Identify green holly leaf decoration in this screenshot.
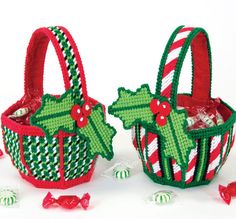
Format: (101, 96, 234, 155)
(30, 89, 75, 138)
(77, 104, 116, 160)
(31, 89, 116, 161)
(109, 85, 197, 169)
(108, 84, 154, 129)
(154, 109, 196, 169)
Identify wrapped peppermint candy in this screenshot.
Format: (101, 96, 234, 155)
(216, 111, 224, 125)
(8, 96, 42, 125)
(197, 112, 216, 128)
(8, 107, 30, 119)
(42, 192, 90, 210)
(186, 116, 198, 127)
(180, 98, 225, 131)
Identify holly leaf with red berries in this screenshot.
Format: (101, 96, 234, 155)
(109, 84, 196, 168)
(154, 109, 196, 169)
(108, 84, 155, 129)
(31, 89, 116, 160)
(77, 104, 116, 160)
(30, 89, 76, 139)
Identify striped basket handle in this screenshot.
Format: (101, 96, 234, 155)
(155, 26, 212, 108)
(24, 26, 88, 103)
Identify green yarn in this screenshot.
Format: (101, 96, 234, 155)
(108, 84, 154, 129)
(63, 136, 93, 180)
(108, 25, 236, 188)
(224, 127, 233, 162)
(23, 136, 60, 181)
(48, 26, 81, 102)
(3, 127, 28, 175)
(195, 138, 209, 182)
(155, 109, 196, 169)
(109, 84, 196, 169)
(31, 88, 116, 161)
(135, 124, 147, 167)
(162, 158, 172, 180)
(77, 104, 116, 160)
(30, 88, 76, 139)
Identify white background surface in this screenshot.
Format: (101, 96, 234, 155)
(0, 0, 236, 218)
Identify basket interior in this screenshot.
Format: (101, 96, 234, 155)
(177, 94, 233, 122)
(3, 95, 104, 127)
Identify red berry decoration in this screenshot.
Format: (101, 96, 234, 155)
(71, 105, 82, 120)
(0, 149, 3, 157)
(82, 102, 92, 117)
(77, 115, 88, 128)
(150, 98, 172, 127)
(71, 102, 93, 128)
(150, 99, 161, 114)
(159, 101, 171, 116)
(156, 114, 167, 126)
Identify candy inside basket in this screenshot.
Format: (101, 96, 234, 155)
(8, 91, 230, 132)
(8, 93, 42, 125)
(176, 94, 232, 131)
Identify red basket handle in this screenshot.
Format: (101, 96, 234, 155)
(155, 26, 212, 108)
(24, 26, 88, 103)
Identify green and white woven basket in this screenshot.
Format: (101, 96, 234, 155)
(1, 26, 116, 189)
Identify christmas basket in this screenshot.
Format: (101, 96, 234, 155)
(109, 26, 236, 188)
(1, 26, 116, 189)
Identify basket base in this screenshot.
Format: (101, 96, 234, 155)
(19, 165, 96, 189)
(143, 167, 212, 189)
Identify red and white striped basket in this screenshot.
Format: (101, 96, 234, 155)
(131, 26, 236, 188)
